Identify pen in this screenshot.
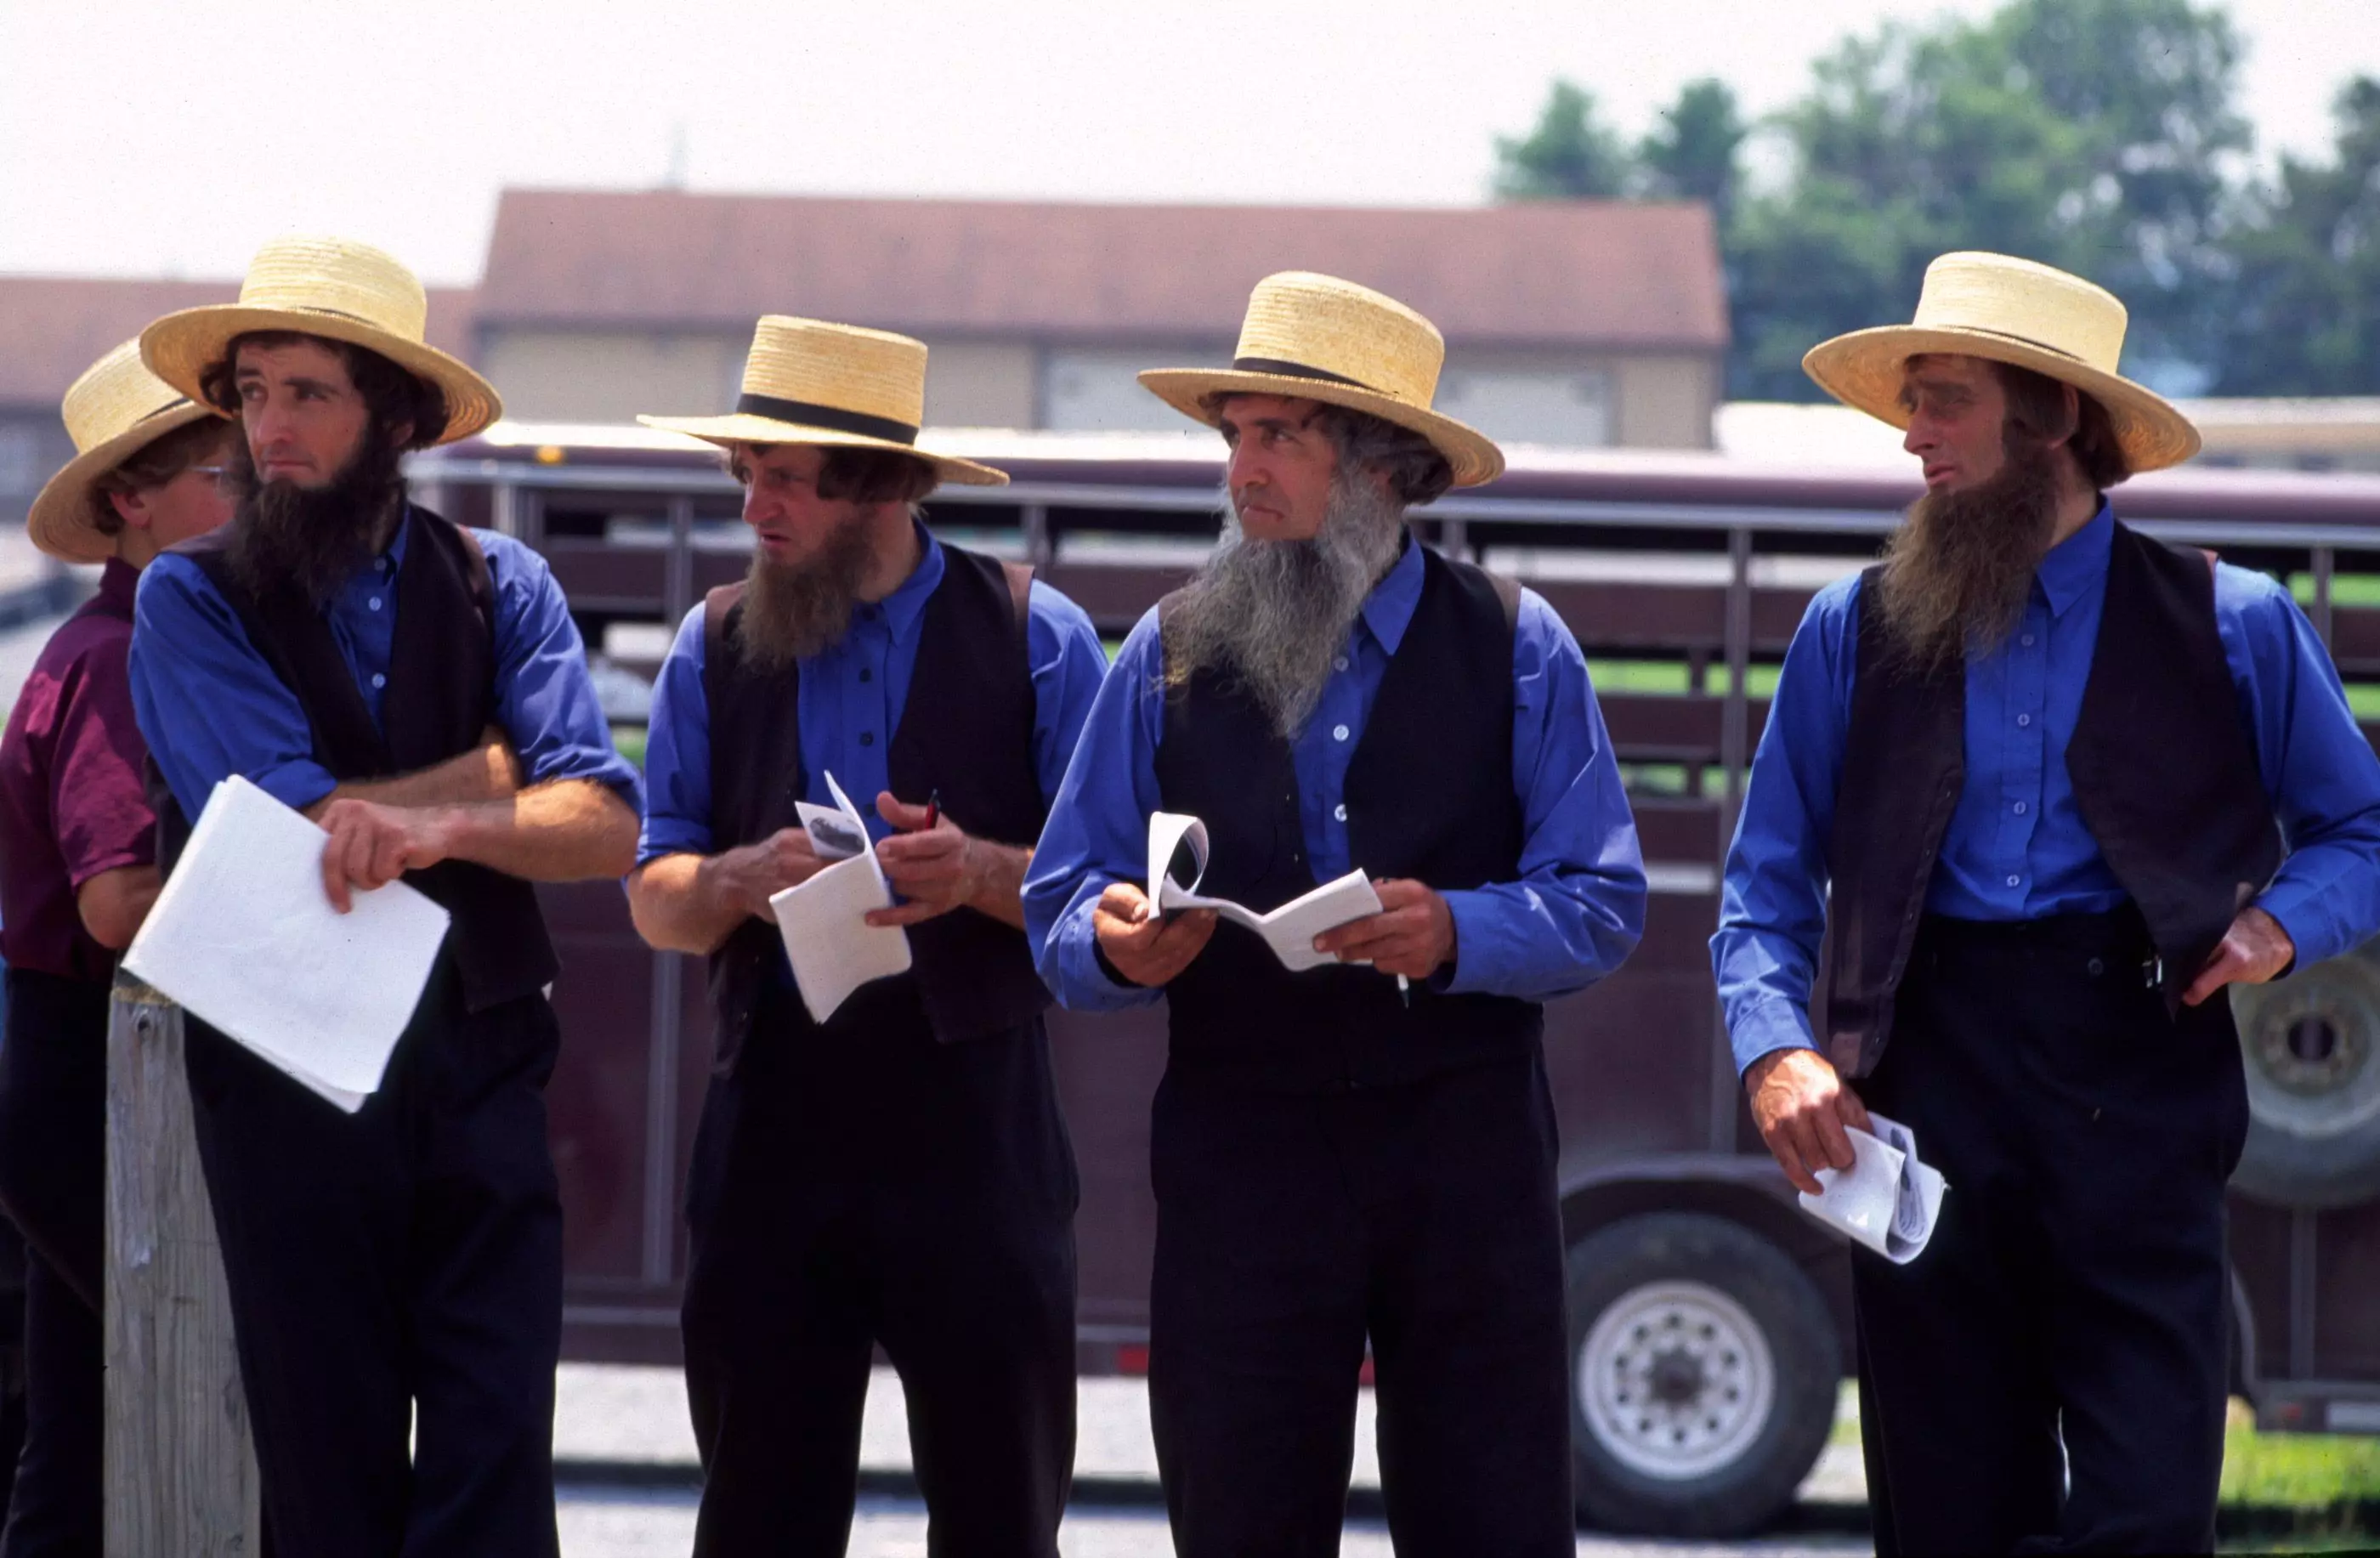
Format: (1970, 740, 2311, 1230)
(924, 788, 941, 830)
(1397, 973, 1410, 1008)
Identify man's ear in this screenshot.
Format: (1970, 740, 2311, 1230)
(386, 419, 415, 451)
(2054, 382, 2081, 449)
(107, 489, 151, 534)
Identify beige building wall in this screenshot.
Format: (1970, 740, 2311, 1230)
(480, 330, 749, 423)
(921, 340, 1038, 428)
(1614, 354, 1719, 450)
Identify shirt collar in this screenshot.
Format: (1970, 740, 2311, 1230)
(854, 518, 944, 647)
(1357, 533, 1425, 655)
(2036, 500, 2114, 619)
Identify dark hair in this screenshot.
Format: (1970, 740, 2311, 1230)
(88, 416, 233, 535)
(1200, 392, 1456, 508)
(197, 330, 450, 451)
(726, 443, 938, 505)
(1990, 360, 2130, 490)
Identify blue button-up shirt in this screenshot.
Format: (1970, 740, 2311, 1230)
(1024, 538, 1647, 1009)
(1714, 503, 2380, 1074)
(130, 507, 643, 821)
(637, 524, 1109, 868)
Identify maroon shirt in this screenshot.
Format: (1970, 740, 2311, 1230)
(0, 559, 156, 983)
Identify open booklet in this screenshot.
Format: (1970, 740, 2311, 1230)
(770, 771, 912, 1024)
(121, 773, 451, 1113)
(1795, 1111, 1948, 1265)
(1145, 811, 1382, 974)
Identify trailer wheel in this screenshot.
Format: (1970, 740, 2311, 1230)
(2230, 942, 2380, 1208)
(1567, 1212, 1837, 1538)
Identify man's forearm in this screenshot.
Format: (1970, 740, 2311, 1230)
(966, 841, 1033, 929)
(432, 779, 639, 883)
(307, 736, 521, 817)
(627, 851, 751, 956)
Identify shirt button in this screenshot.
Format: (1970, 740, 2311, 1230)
(2016, 713, 2032, 728)
(368, 597, 382, 611)
(2006, 874, 2021, 888)
(2014, 802, 2029, 815)
(1334, 803, 1347, 822)
(371, 673, 387, 689)
(1334, 657, 1349, 672)
(1332, 724, 1350, 742)
(858, 667, 872, 683)
(859, 732, 875, 747)
(2021, 633, 2036, 647)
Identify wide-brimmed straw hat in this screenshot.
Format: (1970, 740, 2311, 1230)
(1139, 272, 1504, 488)
(1803, 251, 2200, 473)
(140, 235, 500, 445)
(638, 317, 1007, 487)
(26, 340, 224, 564)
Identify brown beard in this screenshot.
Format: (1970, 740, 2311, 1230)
(735, 510, 879, 671)
(221, 427, 406, 607)
(1875, 433, 2066, 674)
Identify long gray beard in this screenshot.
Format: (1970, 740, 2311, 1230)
(1164, 478, 1409, 738)
(737, 512, 877, 671)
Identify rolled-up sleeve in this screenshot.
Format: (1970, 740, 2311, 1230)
(1711, 576, 1859, 1074)
(1436, 589, 1646, 1000)
(130, 553, 339, 820)
(480, 532, 644, 811)
(1023, 608, 1167, 1011)
(636, 603, 713, 868)
(49, 644, 156, 885)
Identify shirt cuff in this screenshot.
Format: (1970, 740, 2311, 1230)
(1051, 900, 1159, 1011)
(2252, 884, 2330, 976)
(637, 819, 715, 870)
(250, 760, 339, 818)
(1730, 996, 1820, 1078)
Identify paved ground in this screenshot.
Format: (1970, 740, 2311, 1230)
(553, 1364, 1873, 1556)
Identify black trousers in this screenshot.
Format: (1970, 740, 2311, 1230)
(681, 980, 1078, 1558)
(1147, 1050, 1575, 1558)
(183, 961, 564, 1558)
(1855, 910, 2246, 1556)
(0, 971, 106, 1558)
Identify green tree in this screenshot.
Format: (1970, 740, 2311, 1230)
(2211, 77, 2380, 395)
(1638, 79, 1748, 221)
(1725, 0, 2247, 399)
(1493, 79, 1632, 200)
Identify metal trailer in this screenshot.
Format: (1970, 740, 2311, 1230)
(411, 427, 2380, 1537)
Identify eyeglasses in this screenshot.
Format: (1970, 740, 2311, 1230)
(190, 465, 228, 478)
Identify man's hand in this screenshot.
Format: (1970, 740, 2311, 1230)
(2183, 905, 2296, 1006)
(317, 799, 456, 914)
(1092, 881, 1216, 988)
(1311, 878, 1456, 981)
(701, 827, 828, 921)
(869, 793, 989, 927)
(1745, 1047, 1873, 1197)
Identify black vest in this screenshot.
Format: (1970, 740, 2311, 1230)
(151, 506, 559, 1013)
(1153, 544, 1541, 1092)
(1824, 518, 2282, 1075)
(701, 545, 1051, 1077)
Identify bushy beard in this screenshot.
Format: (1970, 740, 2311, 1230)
(736, 508, 879, 671)
(1163, 474, 1409, 738)
(222, 428, 406, 607)
(1876, 433, 2066, 674)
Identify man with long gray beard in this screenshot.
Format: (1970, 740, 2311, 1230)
(626, 317, 1107, 1557)
(127, 238, 643, 1555)
(1025, 273, 1646, 1555)
(1714, 252, 2380, 1553)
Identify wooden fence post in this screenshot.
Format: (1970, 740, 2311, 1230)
(105, 977, 261, 1555)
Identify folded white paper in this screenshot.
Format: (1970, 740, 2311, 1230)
(1796, 1111, 1948, 1265)
(122, 774, 451, 1113)
(771, 772, 912, 1024)
(1145, 811, 1382, 973)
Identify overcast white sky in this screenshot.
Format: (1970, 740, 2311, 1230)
(4, 0, 2375, 286)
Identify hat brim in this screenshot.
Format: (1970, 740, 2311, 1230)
(26, 400, 224, 564)
(1802, 326, 2201, 474)
(633, 413, 1009, 487)
(139, 305, 502, 446)
(1136, 369, 1505, 488)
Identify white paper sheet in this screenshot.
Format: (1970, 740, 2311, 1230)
(1145, 810, 1383, 973)
(1795, 1111, 1948, 1264)
(121, 774, 451, 1113)
(770, 772, 912, 1023)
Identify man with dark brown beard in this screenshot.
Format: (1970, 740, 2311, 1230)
(1025, 274, 1646, 1555)
(125, 237, 643, 1557)
(626, 317, 1107, 1557)
(1714, 252, 2380, 1553)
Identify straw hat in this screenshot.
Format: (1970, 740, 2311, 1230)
(1802, 251, 2200, 473)
(638, 317, 1007, 487)
(26, 340, 224, 564)
(1139, 272, 1504, 488)
(140, 235, 499, 445)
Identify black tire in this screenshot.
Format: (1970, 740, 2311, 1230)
(2230, 942, 2380, 1208)
(1566, 1211, 1838, 1538)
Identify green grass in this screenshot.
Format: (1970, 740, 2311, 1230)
(611, 724, 647, 768)
(2291, 573, 2380, 609)
(2222, 1418, 2380, 1509)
